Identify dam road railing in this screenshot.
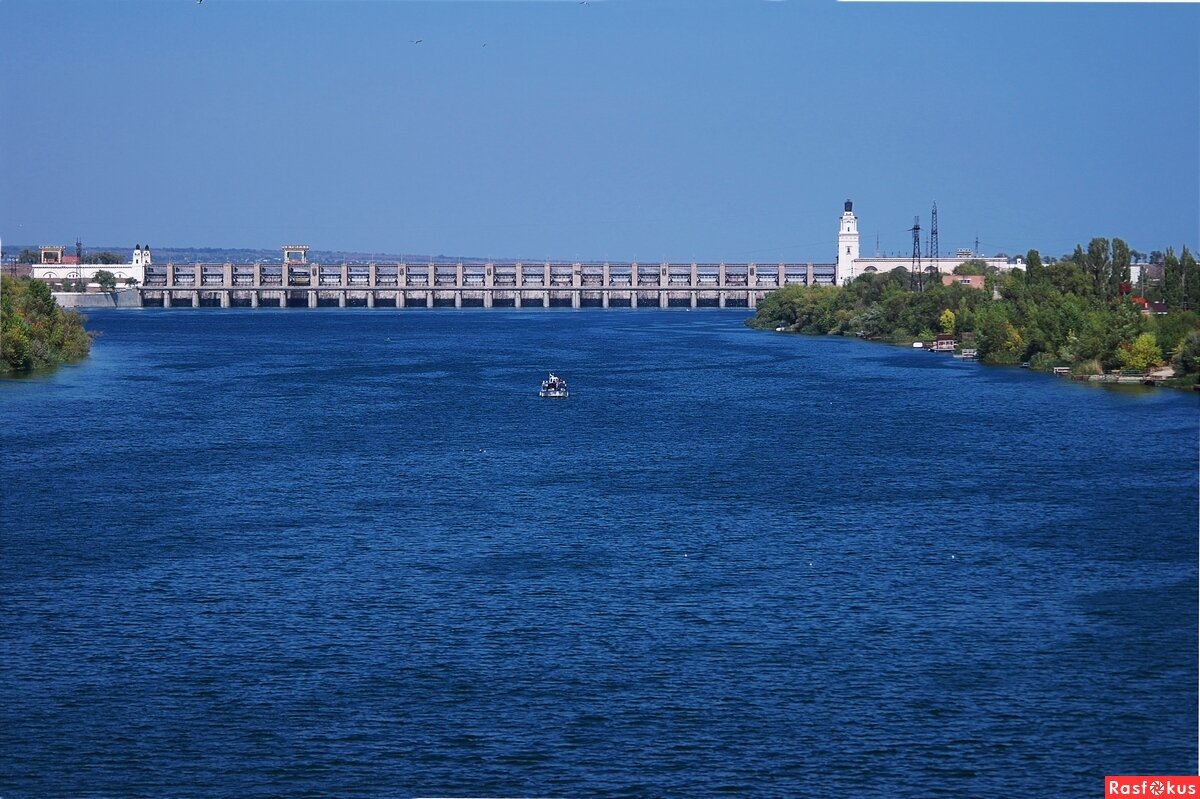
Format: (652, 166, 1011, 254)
(139, 261, 836, 309)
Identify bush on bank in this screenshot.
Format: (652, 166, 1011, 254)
(1, 276, 92, 373)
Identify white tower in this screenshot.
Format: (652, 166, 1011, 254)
(837, 199, 859, 283)
(143, 244, 152, 265)
(133, 245, 143, 267)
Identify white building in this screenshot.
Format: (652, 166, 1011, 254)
(836, 200, 1015, 283)
(33, 244, 149, 286)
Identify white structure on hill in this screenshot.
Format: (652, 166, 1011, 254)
(836, 200, 1015, 283)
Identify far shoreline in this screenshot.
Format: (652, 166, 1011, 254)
(761, 325, 1200, 392)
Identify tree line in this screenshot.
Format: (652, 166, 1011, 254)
(749, 237, 1200, 383)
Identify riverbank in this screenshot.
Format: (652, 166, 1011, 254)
(771, 327, 1200, 391)
(749, 245, 1200, 387)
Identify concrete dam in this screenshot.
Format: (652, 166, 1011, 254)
(138, 259, 837, 309)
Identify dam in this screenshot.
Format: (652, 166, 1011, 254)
(139, 257, 837, 309)
(34, 202, 1013, 306)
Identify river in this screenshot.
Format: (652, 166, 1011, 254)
(2, 308, 1196, 797)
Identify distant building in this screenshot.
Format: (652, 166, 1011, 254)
(941, 274, 986, 290)
(932, 334, 957, 352)
(32, 244, 148, 287)
(39, 245, 77, 265)
(282, 245, 309, 264)
(1131, 296, 1168, 316)
(836, 200, 1015, 283)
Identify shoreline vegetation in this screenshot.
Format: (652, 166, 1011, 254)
(748, 240, 1200, 390)
(1, 276, 92, 374)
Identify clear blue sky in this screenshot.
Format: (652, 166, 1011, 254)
(2, 0, 1197, 262)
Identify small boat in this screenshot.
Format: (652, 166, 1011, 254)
(539, 373, 569, 398)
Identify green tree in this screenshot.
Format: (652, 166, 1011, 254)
(16, 248, 39, 264)
(93, 270, 118, 292)
(1085, 238, 1111, 300)
(939, 308, 956, 336)
(1173, 330, 1200, 375)
(1025, 249, 1044, 286)
(1117, 332, 1163, 371)
(1152, 310, 1199, 363)
(1181, 247, 1199, 311)
(0, 275, 91, 372)
(83, 252, 123, 265)
(953, 260, 989, 276)
(1162, 249, 1183, 309)
(24, 276, 57, 316)
(1046, 258, 1091, 297)
(1111, 238, 1131, 297)
(747, 284, 805, 329)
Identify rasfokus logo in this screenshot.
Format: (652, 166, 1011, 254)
(1107, 776, 1200, 796)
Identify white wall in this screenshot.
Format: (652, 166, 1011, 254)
(32, 264, 146, 285)
(841, 256, 1013, 283)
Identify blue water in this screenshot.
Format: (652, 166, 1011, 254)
(2, 309, 1197, 798)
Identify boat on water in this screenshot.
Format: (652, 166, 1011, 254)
(539, 373, 569, 398)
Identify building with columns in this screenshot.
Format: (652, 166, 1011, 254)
(835, 200, 1016, 284)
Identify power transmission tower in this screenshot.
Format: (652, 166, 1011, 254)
(929, 202, 939, 274)
(910, 216, 922, 291)
(76, 238, 82, 264)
